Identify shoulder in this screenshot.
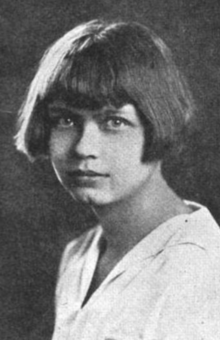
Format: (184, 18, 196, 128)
(159, 237, 220, 306)
(156, 202, 220, 286)
(162, 243, 211, 284)
(164, 202, 220, 264)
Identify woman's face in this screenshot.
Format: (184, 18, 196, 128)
(49, 101, 158, 207)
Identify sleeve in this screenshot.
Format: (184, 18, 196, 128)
(144, 245, 220, 340)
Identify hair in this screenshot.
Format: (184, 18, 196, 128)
(15, 19, 195, 162)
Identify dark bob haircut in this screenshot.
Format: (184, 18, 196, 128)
(15, 19, 195, 162)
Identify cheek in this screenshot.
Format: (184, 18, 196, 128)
(49, 132, 72, 161)
(106, 134, 145, 169)
(120, 134, 145, 159)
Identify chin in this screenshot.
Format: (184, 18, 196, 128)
(68, 188, 112, 207)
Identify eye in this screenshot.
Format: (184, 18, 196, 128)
(48, 106, 80, 129)
(56, 117, 74, 128)
(104, 116, 129, 129)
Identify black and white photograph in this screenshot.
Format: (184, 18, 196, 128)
(1, 1, 220, 339)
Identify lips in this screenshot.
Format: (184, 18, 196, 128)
(67, 169, 109, 178)
(65, 169, 109, 188)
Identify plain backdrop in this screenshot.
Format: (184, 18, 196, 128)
(1, 0, 220, 339)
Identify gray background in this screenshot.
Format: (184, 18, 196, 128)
(1, 0, 220, 339)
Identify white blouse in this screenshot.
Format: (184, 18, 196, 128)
(52, 202, 220, 340)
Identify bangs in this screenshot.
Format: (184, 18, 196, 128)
(44, 43, 133, 110)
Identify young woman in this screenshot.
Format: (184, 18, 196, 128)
(16, 20, 220, 339)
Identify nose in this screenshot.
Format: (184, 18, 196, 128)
(74, 121, 101, 159)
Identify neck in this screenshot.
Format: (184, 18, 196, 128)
(92, 164, 191, 260)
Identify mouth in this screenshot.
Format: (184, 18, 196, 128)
(67, 170, 109, 178)
(65, 169, 109, 188)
